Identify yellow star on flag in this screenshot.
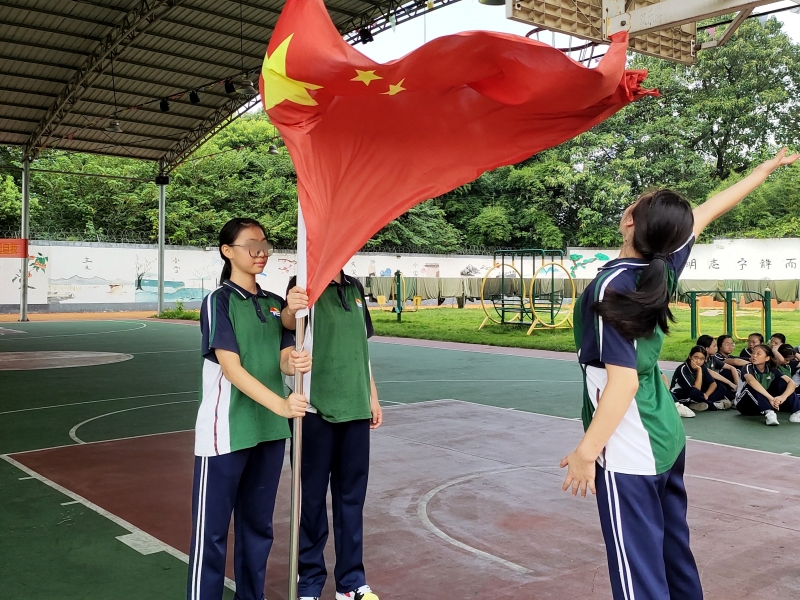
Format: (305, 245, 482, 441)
(261, 34, 322, 110)
(382, 79, 406, 96)
(351, 70, 383, 86)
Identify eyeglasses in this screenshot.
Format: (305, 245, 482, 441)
(228, 241, 274, 257)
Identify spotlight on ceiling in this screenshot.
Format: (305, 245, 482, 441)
(359, 27, 374, 44)
(159, 99, 170, 112)
(189, 90, 201, 104)
(105, 119, 123, 133)
(268, 144, 279, 155)
(225, 79, 237, 94)
(237, 79, 259, 96)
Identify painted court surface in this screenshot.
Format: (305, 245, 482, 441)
(1, 319, 799, 599)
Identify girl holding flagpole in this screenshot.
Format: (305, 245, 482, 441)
(564, 149, 798, 600)
(188, 217, 311, 600)
(288, 270, 382, 600)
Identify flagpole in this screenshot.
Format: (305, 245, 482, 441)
(289, 315, 305, 600)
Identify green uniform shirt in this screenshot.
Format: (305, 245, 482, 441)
(195, 280, 292, 456)
(574, 235, 694, 475)
(291, 274, 374, 423)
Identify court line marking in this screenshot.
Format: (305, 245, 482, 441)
(371, 337, 682, 371)
(377, 379, 581, 384)
(69, 400, 196, 444)
(0, 454, 235, 591)
(688, 437, 800, 462)
(0, 321, 146, 341)
(417, 466, 534, 575)
(61, 500, 80, 506)
(372, 338, 576, 362)
(685, 474, 780, 494)
(0, 391, 198, 416)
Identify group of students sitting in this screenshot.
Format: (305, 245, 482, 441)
(669, 332, 800, 425)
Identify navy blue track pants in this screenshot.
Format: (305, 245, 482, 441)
(187, 440, 286, 600)
(297, 412, 370, 597)
(737, 377, 800, 416)
(595, 449, 703, 600)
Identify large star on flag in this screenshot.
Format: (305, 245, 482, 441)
(261, 33, 322, 110)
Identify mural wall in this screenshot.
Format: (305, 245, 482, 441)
(2, 238, 800, 306)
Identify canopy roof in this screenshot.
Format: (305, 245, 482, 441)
(0, 0, 459, 170)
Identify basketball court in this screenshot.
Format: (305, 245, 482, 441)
(2, 319, 799, 599)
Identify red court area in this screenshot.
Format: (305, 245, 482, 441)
(11, 400, 800, 599)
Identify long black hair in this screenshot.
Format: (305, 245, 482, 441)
(218, 217, 269, 282)
(596, 189, 694, 340)
(696, 335, 714, 350)
(686, 345, 707, 364)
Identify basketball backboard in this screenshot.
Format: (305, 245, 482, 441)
(506, 0, 783, 65)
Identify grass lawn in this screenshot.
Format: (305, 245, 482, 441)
(370, 305, 800, 362)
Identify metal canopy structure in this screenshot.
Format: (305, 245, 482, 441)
(508, 0, 794, 65)
(0, 0, 459, 320)
(0, 0, 460, 169)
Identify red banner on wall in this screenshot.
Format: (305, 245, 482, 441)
(0, 239, 28, 259)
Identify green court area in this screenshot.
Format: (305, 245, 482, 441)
(1, 319, 799, 598)
(371, 306, 800, 361)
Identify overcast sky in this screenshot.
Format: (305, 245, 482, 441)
(357, 0, 800, 63)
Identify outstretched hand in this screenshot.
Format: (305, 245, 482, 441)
(755, 147, 800, 176)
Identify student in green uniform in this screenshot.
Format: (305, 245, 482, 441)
(738, 344, 800, 425)
(287, 272, 382, 600)
(564, 149, 798, 600)
(188, 218, 311, 600)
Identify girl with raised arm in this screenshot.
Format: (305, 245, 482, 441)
(562, 149, 798, 600)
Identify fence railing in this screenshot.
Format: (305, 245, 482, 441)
(0, 230, 505, 255)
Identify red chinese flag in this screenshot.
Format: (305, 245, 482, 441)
(262, 0, 656, 304)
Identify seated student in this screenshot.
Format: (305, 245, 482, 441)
(716, 334, 749, 371)
(663, 370, 695, 418)
(697, 334, 738, 399)
(670, 346, 732, 411)
(738, 344, 800, 426)
(740, 333, 764, 361)
(776, 344, 800, 386)
(769, 333, 788, 364)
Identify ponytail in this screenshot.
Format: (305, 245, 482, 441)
(595, 190, 694, 340)
(218, 217, 269, 283)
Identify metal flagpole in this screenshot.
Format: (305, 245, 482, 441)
(19, 157, 30, 322)
(289, 315, 306, 600)
(289, 173, 310, 600)
(155, 170, 169, 316)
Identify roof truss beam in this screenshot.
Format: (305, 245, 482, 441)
(22, 0, 189, 161)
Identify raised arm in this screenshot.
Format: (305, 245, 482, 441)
(693, 148, 799, 239)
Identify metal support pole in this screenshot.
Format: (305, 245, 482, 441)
(155, 173, 170, 315)
(764, 288, 772, 340)
(689, 292, 698, 340)
(725, 290, 734, 337)
(19, 158, 30, 322)
(288, 316, 306, 600)
(394, 270, 402, 322)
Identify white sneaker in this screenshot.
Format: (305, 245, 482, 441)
(790, 411, 800, 423)
(336, 585, 379, 600)
(675, 402, 695, 418)
(765, 410, 780, 426)
(299, 597, 318, 600)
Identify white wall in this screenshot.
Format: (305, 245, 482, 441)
(3, 238, 799, 305)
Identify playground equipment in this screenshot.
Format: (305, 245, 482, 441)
(686, 289, 772, 340)
(479, 249, 576, 335)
